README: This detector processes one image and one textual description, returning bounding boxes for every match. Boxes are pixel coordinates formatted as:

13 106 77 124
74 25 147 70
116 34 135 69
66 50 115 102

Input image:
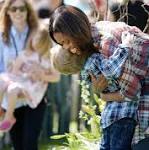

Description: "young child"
50 45 86 75
49 5 149 149
51 31 149 139
0 26 59 132
51 32 144 100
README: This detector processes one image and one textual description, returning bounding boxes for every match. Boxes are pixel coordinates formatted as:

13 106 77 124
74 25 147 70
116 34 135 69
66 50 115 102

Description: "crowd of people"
0 0 148 150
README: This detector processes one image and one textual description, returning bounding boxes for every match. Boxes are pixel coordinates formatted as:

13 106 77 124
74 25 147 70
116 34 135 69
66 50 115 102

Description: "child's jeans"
100 118 136 150
144 127 149 136
132 138 149 150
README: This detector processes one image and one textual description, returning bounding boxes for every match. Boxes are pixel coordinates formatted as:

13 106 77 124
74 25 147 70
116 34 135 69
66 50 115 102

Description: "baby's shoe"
0 118 16 132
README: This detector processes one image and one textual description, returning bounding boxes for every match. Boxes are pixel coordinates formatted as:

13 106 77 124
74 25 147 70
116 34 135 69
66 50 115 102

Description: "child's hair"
27 25 52 54
50 45 86 74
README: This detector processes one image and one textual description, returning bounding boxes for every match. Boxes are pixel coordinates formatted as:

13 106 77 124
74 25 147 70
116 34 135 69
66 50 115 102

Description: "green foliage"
49 80 105 150
50 132 99 150
79 80 105 138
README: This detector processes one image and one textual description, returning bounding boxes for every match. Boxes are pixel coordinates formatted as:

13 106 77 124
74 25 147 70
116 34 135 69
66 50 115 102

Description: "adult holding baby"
0 0 59 150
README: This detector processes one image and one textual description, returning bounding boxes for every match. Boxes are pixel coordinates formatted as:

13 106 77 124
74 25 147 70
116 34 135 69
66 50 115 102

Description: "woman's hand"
100 91 124 102
90 73 108 93
100 92 108 101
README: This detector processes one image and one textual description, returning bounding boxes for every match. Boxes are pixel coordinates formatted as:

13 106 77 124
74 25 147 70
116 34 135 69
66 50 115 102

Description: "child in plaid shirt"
49 5 149 150
51 32 135 100
51 38 138 150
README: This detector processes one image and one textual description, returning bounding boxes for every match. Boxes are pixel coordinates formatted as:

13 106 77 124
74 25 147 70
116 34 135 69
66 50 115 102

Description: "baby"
0 26 59 132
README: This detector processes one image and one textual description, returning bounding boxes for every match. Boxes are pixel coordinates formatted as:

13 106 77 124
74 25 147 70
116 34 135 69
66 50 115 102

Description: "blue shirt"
81 44 129 92
81 43 138 128
0 25 29 109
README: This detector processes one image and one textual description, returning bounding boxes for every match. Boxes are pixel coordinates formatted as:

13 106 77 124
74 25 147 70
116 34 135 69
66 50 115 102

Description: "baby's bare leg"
4 84 24 120
0 79 9 104
0 84 26 131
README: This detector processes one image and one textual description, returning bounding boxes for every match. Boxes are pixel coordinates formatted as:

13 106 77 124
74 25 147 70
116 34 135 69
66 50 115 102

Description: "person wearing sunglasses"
0 0 51 150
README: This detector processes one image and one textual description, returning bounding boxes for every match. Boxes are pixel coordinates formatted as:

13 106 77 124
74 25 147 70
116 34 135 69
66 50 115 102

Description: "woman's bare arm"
100 91 124 102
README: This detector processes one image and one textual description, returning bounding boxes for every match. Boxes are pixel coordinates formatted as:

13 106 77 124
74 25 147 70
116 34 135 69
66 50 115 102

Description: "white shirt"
0 25 29 109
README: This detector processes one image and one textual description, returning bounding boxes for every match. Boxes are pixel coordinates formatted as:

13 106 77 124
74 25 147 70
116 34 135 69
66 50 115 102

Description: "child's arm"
39 67 60 82
27 60 60 83
11 54 24 75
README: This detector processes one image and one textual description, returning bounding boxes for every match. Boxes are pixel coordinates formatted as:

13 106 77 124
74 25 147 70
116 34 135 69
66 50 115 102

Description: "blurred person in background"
30 0 63 18
0 0 59 150
109 0 149 32
30 0 73 136
0 0 4 10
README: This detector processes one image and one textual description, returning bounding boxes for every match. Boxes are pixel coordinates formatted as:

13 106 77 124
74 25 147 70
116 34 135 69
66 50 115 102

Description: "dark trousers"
100 118 136 150
9 100 46 150
132 138 149 150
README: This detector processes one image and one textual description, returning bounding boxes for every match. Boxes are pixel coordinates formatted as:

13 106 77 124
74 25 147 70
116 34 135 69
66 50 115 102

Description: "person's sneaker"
0 118 16 132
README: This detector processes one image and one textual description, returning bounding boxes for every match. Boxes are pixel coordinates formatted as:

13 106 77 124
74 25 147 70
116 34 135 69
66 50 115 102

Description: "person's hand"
27 72 39 81
100 92 107 101
90 73 108 93
121 31 136 48
27 63 45 81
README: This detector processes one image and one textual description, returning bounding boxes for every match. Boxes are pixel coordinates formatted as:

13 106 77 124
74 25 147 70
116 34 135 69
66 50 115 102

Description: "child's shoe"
0 118 16 132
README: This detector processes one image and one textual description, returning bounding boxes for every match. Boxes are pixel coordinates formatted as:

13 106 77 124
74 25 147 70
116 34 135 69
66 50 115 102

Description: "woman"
50 6 149 150
0 0 59 150
49 5 149 150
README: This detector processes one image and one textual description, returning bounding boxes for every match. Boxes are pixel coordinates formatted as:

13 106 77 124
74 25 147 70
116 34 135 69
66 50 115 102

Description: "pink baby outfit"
0 51 51 108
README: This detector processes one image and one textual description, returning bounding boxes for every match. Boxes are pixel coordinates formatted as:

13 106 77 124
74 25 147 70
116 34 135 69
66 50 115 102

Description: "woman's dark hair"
49 5 96 52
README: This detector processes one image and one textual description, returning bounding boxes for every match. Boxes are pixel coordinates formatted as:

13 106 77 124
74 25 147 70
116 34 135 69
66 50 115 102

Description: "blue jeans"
132 138 149 150
100 118 136 150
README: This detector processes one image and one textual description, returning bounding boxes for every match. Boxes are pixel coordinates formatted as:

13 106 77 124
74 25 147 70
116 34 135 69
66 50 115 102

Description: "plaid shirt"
91 21 149 141
81 52 138 129
92 21 149 99
80 21 145 129
81 53 120 93
132 74 149 145
81 44 129 81
81 45 129 92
